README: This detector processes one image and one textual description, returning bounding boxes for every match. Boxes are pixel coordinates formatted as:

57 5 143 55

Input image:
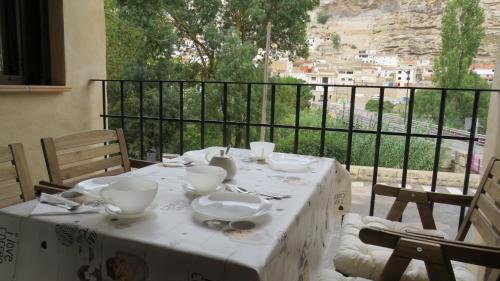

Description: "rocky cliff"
311 0 500 63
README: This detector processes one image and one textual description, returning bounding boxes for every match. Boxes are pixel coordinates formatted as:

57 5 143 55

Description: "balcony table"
0 149 351 281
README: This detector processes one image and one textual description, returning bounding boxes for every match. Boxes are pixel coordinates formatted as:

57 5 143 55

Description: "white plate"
266 154 314 172
184 183 224 195
191 192 272 221
105 203 157 219
70 176 124 198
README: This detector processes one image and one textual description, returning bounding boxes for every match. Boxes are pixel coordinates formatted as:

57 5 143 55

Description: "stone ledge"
349 165 480 188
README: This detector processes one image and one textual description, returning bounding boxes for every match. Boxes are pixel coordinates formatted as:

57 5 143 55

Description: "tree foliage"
317 11 329 24
104 0 318 154
433 0 485 88
331 33 341 49
115 0 318 79
414 0 490 133
365 100 395 113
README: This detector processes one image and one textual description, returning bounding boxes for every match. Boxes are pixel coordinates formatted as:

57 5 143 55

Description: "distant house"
471 64 495 82
338 69 355 85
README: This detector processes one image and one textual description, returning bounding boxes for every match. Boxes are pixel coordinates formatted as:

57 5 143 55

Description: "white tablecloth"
0 149 351 281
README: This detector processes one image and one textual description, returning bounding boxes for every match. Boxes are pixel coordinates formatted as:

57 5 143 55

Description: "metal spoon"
40 200 80 211
226 184 291 200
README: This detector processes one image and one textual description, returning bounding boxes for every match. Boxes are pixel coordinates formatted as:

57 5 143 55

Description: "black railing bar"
245 83 251 149
293 85 301 154
102 81 107 129
100 114 476 141
179 82 184 154
139 81 144 159
459 89 481 226
223 82 228 146
320 85 328 157
269 84 276 143
200 82 205 149
120 80 125 130
90 79 499 92
401 88 416 188
370 87 385 216
431 89 447 193
159 81 164 157
346 86 356 171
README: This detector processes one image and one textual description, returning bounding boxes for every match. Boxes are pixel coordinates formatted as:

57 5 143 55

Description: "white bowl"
250 142 275 160
100 177 158 214
186 166 227 194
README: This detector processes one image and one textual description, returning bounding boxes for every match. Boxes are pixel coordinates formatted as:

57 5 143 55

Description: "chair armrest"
404 229 445 239
359 226 500 269
374 184 473 206
35 181 71 195
130 159 158 169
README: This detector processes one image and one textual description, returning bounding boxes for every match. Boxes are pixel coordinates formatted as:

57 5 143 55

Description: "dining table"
0 148 351 281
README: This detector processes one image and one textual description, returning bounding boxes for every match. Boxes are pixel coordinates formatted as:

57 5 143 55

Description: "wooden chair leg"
416 202 437 229
425 261 456 281
379 253 412 281
386 200 408 221
380 238 456 281
485 268 500 281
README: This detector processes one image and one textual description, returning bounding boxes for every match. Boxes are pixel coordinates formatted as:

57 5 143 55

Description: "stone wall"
349 165 481 188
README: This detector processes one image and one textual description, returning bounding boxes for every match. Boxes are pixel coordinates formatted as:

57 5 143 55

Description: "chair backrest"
0 143 35 207
457 157 500 245
41 129 131 187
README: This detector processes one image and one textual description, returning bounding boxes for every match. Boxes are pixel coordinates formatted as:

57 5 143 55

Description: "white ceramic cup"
99 177 158 214
250 141 275 160
186 166 227 194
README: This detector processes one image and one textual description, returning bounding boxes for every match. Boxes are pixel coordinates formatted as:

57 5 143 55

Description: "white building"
395 68 415 86
373 55 398 66
355 50 377 64
471 64 495 81
338 70 355 85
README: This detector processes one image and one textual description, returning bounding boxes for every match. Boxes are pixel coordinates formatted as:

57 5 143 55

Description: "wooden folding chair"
39 129 155 193
0 143 35 207
358 157 500 280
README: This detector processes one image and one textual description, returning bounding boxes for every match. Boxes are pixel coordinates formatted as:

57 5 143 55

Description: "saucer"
105 203 157 219
183 183 224 195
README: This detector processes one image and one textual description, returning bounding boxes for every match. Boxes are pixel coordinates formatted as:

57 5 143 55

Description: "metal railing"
92 79 497 226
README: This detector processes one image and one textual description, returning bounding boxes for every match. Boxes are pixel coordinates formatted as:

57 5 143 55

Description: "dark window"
0 0 51 85
322 77 328 84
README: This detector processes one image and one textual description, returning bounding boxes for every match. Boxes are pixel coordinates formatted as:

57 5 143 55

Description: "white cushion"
333 213 476 281
316 269 369 281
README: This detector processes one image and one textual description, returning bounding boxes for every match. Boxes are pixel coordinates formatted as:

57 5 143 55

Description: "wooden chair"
328 157 500 281
0 143 35 207
358 157 500 281
40 129 155 192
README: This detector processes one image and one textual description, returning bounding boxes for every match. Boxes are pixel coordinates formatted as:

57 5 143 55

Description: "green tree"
433 0 485 88
330 33 341 49
365 100 394 113
105 0 318 154
414 0 490 133
317 11 329 24
116 0 318 79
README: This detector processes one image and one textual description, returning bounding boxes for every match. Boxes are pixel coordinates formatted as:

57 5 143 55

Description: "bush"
317 12 329 24
331 33 341 49
365 100 395 113
274 110 436 170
